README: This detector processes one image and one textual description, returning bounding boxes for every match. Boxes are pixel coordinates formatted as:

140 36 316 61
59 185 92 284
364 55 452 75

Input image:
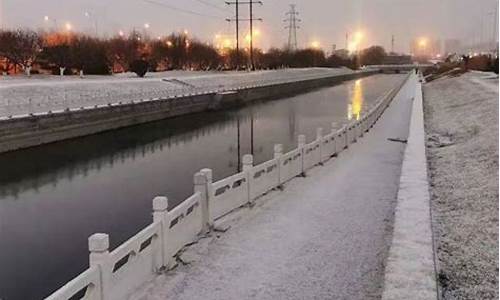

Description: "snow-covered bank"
424 71 498 299
382 75 437 300
0 68 353 117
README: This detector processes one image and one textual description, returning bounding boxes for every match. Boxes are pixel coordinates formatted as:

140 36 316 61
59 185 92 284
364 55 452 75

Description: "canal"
0 73 404 300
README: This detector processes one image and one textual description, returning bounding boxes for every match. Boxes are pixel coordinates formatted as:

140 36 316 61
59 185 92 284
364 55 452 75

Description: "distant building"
444 39 461 55
382 55 413 65
410 38 441 58
333 49 349 59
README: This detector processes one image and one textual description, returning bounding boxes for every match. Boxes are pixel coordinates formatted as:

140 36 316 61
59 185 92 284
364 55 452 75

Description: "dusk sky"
1 0 498 52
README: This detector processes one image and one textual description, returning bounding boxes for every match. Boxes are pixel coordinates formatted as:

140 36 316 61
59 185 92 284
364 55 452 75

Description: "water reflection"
0 74 404 300
348 79 364 121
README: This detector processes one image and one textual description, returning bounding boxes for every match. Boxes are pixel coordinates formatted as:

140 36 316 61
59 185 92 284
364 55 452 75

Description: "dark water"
0 74 404 300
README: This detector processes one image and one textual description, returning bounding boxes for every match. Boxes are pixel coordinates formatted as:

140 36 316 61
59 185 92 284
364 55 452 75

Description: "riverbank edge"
381 75 438 300
0 70 377 154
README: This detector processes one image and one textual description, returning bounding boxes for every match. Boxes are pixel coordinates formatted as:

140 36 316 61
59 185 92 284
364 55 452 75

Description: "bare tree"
0 29 42 75
106 31 143 73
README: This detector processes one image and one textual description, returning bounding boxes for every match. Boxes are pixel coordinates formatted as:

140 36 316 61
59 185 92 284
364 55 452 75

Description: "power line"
284 4 300 51
141 0 224 19
193 0 231 13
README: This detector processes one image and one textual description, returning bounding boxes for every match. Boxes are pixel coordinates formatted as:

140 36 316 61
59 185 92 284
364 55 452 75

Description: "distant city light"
354 31 363 41
144 23 150 29
223 38 232 48
166 40 173 46
44 16 49 21
184 29 189 35
419 38 428 48
65 22 72 31
118 30 124 37
311 40 321 49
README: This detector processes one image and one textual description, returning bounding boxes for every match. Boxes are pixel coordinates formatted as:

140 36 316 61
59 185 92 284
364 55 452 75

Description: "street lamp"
418 37 428 56
43 15 58 30
84 11 98 36
65 22 72 32
311 40 320 49
144 23 150 29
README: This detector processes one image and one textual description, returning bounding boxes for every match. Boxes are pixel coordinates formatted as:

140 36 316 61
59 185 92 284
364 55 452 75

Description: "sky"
0 0 498 53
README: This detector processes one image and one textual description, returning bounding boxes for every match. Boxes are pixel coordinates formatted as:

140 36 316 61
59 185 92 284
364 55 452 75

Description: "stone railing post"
242 154 253 202
152 196 169 269
200 168 213 226
194 169 213 232
316 127 324 163
274 144 283 185
242 154 253 172
89 233 111 300
331 122 340 156
343 125 349 149
298 134 306 174
273 144 283 159
331 122 339 134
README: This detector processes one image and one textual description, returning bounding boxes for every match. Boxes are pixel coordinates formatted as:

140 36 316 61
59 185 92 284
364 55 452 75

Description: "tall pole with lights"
226 0 262 70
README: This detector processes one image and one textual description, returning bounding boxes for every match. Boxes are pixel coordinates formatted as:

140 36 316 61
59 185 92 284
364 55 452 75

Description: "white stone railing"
44 72 413 300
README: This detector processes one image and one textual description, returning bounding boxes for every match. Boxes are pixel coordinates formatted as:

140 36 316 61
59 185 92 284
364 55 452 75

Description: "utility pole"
226 0 262 70
345 32 349 50
226 0 240 68
391 34 395 53
494 1 498 55
284 4 300 51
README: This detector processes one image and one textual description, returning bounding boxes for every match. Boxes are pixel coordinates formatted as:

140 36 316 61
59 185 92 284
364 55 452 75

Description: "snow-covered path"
130 78 414 300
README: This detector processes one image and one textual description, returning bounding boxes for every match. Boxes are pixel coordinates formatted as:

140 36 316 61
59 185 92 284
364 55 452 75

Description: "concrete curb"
381 75 438 300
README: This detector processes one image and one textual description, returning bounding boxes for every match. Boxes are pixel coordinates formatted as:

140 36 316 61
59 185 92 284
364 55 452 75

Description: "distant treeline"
0 29 390 77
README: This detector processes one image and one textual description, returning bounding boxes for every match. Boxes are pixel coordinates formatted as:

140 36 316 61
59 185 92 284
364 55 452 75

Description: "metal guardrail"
43 71 413 300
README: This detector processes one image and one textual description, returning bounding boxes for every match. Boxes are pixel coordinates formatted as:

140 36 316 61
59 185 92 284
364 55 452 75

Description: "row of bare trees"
0 29 389 77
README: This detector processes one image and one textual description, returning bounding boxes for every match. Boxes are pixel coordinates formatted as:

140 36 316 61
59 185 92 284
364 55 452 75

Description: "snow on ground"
423 71 499 299
128 75 414 300
0 68 352 117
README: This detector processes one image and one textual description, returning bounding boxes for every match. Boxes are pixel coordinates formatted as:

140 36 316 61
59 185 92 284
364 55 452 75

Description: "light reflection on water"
0 74 404 300
348 79 364 121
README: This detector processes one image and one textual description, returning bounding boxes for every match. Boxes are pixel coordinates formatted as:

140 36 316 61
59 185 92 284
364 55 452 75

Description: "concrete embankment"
0 70 376 154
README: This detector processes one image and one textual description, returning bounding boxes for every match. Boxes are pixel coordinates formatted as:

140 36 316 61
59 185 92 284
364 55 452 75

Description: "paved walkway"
130 79 416 300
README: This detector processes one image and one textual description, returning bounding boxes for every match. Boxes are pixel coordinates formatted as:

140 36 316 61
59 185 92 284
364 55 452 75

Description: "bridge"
367 63 435 73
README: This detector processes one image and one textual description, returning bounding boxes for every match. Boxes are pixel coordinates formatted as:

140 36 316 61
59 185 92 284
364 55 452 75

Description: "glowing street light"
43 15 58 29
166 40 173 47
419 37 427 48
118 30 124 37
223 38 232 48
65 22 72 31
144 23 150 29
354 31 363 41
311 40 321 49
245 34 252 43
183 29 189 35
